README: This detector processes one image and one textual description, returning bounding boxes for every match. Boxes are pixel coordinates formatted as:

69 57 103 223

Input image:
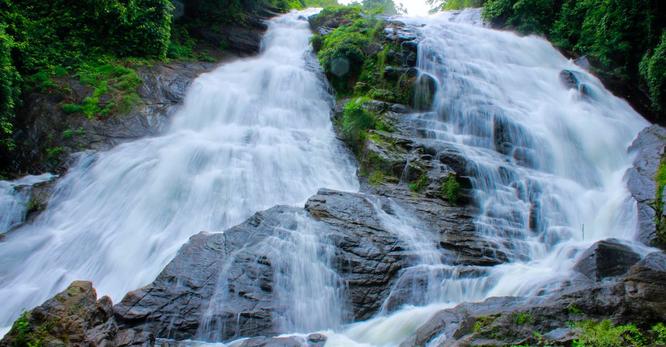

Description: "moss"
440 174 461 204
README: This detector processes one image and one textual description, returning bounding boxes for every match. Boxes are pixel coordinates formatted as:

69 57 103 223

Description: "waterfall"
0 6 653 346
0 9 358 331
324 8 649 346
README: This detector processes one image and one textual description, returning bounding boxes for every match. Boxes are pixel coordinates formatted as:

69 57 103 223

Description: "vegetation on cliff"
428 0 665 122
0 0 323 176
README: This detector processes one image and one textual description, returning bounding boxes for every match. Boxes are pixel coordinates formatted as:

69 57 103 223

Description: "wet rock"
560 70 591 97
400 250 666 346
412 74 438 112
7 62 215 176
559 70 579 90
559 69 592 98
626 124 666 246
0 281 150 347
573 239 641 280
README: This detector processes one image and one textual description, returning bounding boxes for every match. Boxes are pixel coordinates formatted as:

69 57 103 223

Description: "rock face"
0 281 153 347
111 189 477 341
626 124 666 246
573 239 642 280
400 250 666 347
5 62 215 177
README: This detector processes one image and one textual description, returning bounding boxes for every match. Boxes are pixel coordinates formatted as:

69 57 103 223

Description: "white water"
0 7 652 347
0 174 54 234
323 8 649 346
0 9 358 331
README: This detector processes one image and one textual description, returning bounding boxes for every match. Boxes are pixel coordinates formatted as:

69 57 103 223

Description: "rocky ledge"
3 218 665 347
6 61 216 177
626 124 666 247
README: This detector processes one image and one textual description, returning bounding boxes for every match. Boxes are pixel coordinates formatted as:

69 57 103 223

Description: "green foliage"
304 0 340 6
315 7 379 94
442 0 485 10
64 62 142 119
361 0 402 15
483 0 558 34
640 31 666 113
473 315 497 334
440 174 461 204
567 304 584 316
368 170 385 186
341 97 378 150
573 320 644 347
45 147 64 162
514 312 533 325
62 128 85 140
1 0 173 74
482 0 664 118
409 174 429 192
11 311 42 347
0 25 20 152
652 323 666 344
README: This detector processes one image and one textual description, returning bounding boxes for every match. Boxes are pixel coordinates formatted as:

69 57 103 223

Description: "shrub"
652 323 666 345
573 320 644 347
514 312 533 325
0 26 20 152
640 31 666 113
368 170 385 186
341 97 378 150
442 0 485 10
409 174 429 192
440 174 461 204
64 62 142 119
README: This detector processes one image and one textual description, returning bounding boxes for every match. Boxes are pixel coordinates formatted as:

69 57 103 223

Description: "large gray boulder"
573 239 641 280
626 125 666 246
109 187 485 342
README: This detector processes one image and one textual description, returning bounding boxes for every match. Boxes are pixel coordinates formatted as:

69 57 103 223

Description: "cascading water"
0 174 54 235
324 8 650 346
0 9 358 333
0 6 653 347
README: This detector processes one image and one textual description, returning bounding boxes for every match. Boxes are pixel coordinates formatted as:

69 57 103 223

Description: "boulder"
7 62 215 177
0 281 151 347
573 239 641 280
625 125 666 246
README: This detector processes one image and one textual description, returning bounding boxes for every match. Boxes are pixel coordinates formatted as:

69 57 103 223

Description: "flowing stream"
0 9 358 332
0 7 652 347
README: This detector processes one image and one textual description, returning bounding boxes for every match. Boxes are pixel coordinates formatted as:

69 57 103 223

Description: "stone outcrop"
0 281 153 347
573 239 641 280
626 124 666 246
109 188 478 342
6 62 215 177
400 250 666 346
